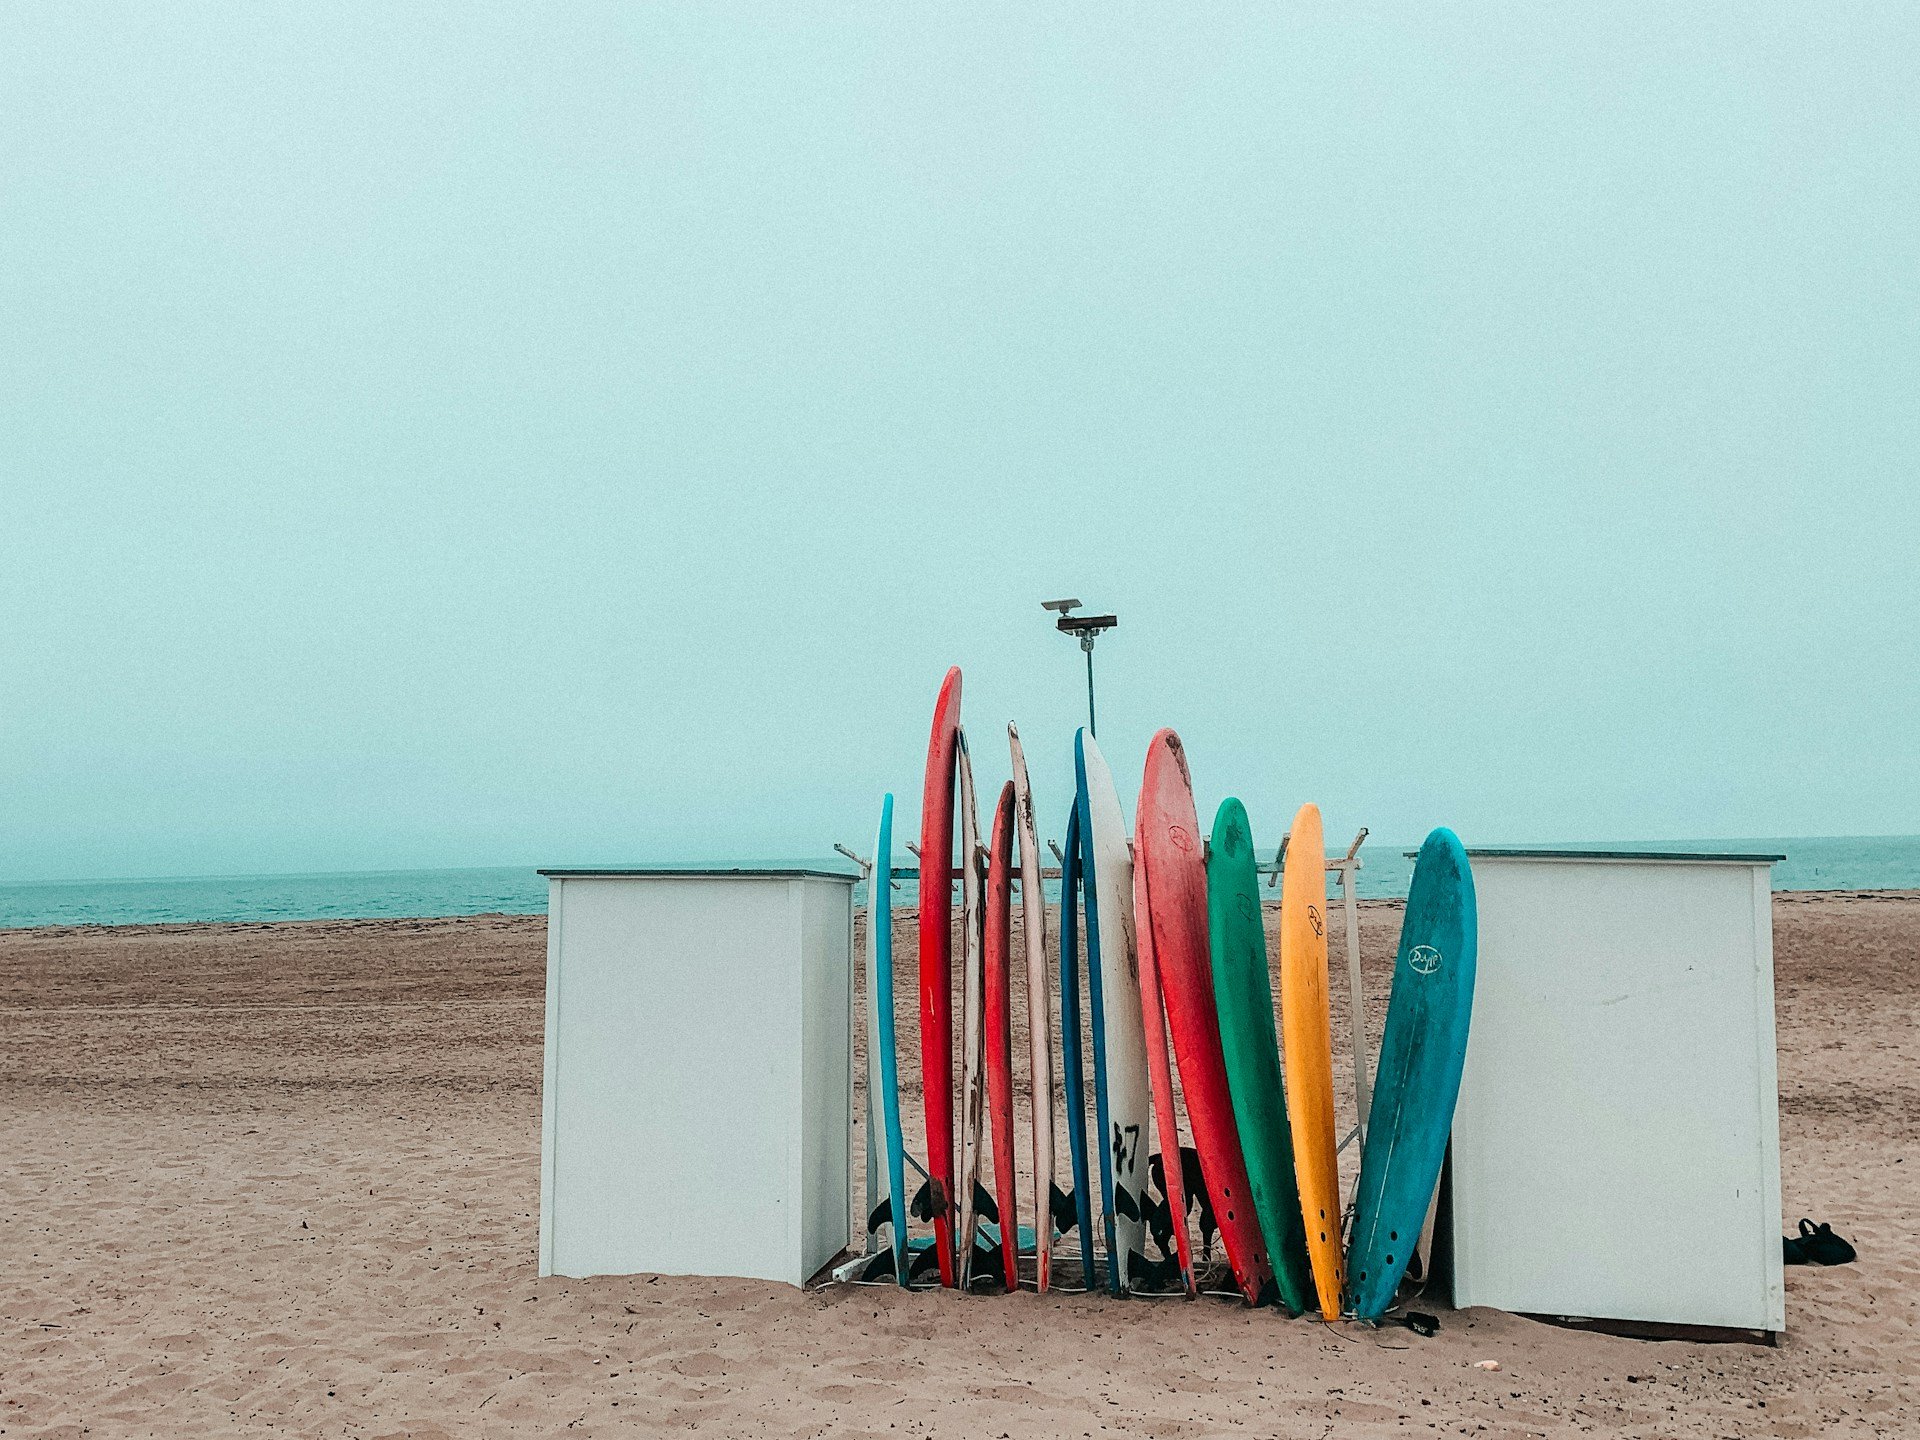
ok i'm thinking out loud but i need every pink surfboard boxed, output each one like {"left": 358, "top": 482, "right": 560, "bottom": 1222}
{"left": 1136, "top": 729, "right": 1275, "bottom": 1305}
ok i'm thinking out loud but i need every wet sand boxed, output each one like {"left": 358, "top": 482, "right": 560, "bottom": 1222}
{"left": 0, "top": 893, "right": 1914, "bottom": 1436}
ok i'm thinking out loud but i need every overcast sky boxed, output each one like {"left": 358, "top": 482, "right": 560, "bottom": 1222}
{"left": 3, "top": 4, "right": 1916, "bottom": 883}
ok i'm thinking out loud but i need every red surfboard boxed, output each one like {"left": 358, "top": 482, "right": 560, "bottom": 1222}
{"left": 1136, "top": 728, "right": 1275, "bottom": 1305}
{"left": 1134, "top": 803, "right": 1195, "bottom": 1296}
{"left": 918, "top": 666, "right": 962, "bottom": 1286}
{"left": 984, "top": 781, "right": 1021, "bottom": 1290}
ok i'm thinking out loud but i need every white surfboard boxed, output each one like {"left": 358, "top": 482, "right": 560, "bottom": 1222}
{"left": 1077, "top": 731, "right": 1151, "bottom": 1288}
{"left": 954, "top": 730, "right": 990, "bottom": 1284}
{"left": 1008, "top": 722, "right": 1053, "bottom": 1290}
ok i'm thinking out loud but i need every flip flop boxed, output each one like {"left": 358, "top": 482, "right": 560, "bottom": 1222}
{"left": 1783, "top": 1218, "right": 1856, "bottom": 1266}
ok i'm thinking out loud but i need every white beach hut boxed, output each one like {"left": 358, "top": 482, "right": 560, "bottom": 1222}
{"left": 537, "top": 866, "right": 856, "bottom": 1287}
{"left": 1447, "top": 849, "right": 1786, "bottom": 1338}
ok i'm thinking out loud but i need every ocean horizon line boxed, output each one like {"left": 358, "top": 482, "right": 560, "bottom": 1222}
{"left": 1, "top": 833, "right": 1917, "bottom": 930}
{"left": 8, "top": 830, "right": 1920, "bottom": 891}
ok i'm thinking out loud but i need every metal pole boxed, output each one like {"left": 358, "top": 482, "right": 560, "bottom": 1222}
{"left": 1332, "top": 829, "right": 1370, "bottom": 1156}
{"left": 1083, "top": 639, "right": 1097, "bottom": 736}
{"left": 1342, "top": 859, "right": 1371, "bottom": 1149}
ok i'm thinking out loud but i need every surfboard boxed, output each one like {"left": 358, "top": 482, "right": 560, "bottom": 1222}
{"left": 863, "top": 794, "right": 910, "bottom": 1285}
{"left": 1132, "top": 801, "right": 1194, "bottom": 1296}
{"left": 1208, "top": 795, "right": 1314, "bottom": 1315}
{"left": 1346, "top": 828, "right": 1477, "bottom": 1320}
{"left": 1007, "top": 723, "right": 1054, "bottom": 1292}
{"left": 1135, "top": 732, "right": 1274, "bottom": 1306}
{"left": 917, "top": 667, "right": 962, "bottom": 1286}
{"left": 1058, "top": 801, "right": 1099, "bottom": 1289}
{"left": 1076, "top": 730, "right": 1151, "bottom": 1293}
{"left": 954, "top": 731, "right": 989, "bottom": 1285}
{"left": 1280, "top": 801, "right": 1343, "bottom": 1318}
{"left": 984, "top": 780, "right": 1021, "bottom": 1290}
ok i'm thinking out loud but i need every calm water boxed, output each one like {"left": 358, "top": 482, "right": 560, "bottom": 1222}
{"left": 1, "top": 835, "right": 1915, "bottom": 930}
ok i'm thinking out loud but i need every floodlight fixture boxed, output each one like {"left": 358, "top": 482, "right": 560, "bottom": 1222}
{"left": 1043, "top": 598, "right": 1118, "bottom": 737}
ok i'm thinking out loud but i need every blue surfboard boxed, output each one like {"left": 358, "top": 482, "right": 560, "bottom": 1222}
{"left": 1058, "top": 801, "right": 1100, "bottom": 1289}
{"left": 1073, "top": 735, "right": 1127, "bottom": 1296}
{"left": 1345, "top": 827, "right": 1477, "bottom": 1320}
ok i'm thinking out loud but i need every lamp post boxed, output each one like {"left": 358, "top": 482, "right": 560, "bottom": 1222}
{"left": 1042, "top": 598, "right": 1118, "bottom": 737}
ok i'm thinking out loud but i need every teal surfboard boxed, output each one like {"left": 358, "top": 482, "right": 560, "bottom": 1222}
{"left": 1345, "top": 827, "right": 1476, "bottom": 1320}
{"left": 1207, "top": 797, "right": 1314, "bottom": 1315}
{"left": 863, "top": 794, "right": 910, "bottom": 1284}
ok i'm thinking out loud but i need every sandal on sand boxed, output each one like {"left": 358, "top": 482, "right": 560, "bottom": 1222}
{"left": 1783, "top": 1218, "right": 1856, "bottom": 1266}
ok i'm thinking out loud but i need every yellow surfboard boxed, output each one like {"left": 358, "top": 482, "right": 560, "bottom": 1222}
{"left": 1280, "top": 802, "right": 1344, "bottom": 1317}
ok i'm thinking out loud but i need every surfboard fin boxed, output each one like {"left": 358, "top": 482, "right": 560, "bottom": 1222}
{"left": 860, "top": 1249, "right": 898, "bottom": 1283}
{"left": 964, "top": 1237, "right": 1005, "bottom": 1291}
{"left": 866, "top": 1197, "right": 892, "bottom": 1235}
{"left": 909, "top": 1179, "right": 944, "bottom": 1223}
{"left": 1113, "top": 1187, "right": 1140, "bottom": 1223}
{"left": 1126, "top": 1248, "right": 1182, "bottom": 1294}
{"left": 1178, "top": 1146, "right": 1218, "bottom": 1259}
{"left": 1049, "top": 1184, "right": 1078, "bottom": 1236}
{"left": 1149, "top": 1148, "right": 1218, "bottom": 1260}
{"left": 972, "top": 1182, "right": 999, "bottom": 1226}
{"left": 905, "top": 1243, "right": 944, "bottom": 1285}
{"left": 1141, "top": 1191, "right": 1176, "bottom": 1260}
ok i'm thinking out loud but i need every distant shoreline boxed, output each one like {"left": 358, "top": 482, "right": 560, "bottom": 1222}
{"left": 4, "top": 887, "right": 1920, "bottom": 938}
{"left": 3, "top": 836, "right": 1919, "bottom": 929}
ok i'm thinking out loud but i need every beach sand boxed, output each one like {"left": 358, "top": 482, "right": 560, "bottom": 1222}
{"left": 1, "top": 893, "right": 1914, "bottom": 1437}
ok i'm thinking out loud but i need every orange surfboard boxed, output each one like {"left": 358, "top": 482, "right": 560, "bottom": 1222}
{"left": 1280, "top": 802, "right": 1343, "bottom": 1317}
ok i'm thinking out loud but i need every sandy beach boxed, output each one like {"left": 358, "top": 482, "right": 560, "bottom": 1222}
{"left": 1, "top": 893, "right": 1914, "bottom": 1437}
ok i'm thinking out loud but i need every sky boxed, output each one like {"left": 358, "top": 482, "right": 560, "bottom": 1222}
{"left": 3, "top": 5, "right": 1917, "bottom": 883}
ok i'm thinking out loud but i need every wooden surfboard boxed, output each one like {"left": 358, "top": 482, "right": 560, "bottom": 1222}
{"left": 1132, "top": 801, "right": 1195, "bottom": 1296}
{"left": 1135, "top": 731, "right": 1274, "bottom": 1305}
{"left": 917, "top": 666, "right": 962, "bottom": 1286}
{"left": 955, "top": 731, "right": 989, "bottom": 1285}
{"left": 1076, "top": 730, "right": 1151, "bottom": 1293}
{"left": 1346, "top": 828, "right": 1476, "bottom": 1320}
{"left": 984, "top": 780, "right": 1021, "bottom": 1290}
{"left": 863, "top": 793, "right": 910, "bottom": 1285}
{"left": 1280, "top": 801, "right": 1343, "bottom": 1318}
{"left": 1208, "top": 795, "right": 1314, "bottom": 1314}
{"left": 1058, "top": 801, "right": 1099, "bottom": 1289}
{"left": 1007, "top": 723, "right": 1054, "bottom": 1292}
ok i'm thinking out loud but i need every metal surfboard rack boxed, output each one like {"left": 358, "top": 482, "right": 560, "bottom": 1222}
{"left": 830, "top": 823, "right": 1374, "bottom": 1291}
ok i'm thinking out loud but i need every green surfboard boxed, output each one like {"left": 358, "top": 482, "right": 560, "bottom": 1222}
{"left": 1208, "top": 797, "right": 1315, "bottom": 1315}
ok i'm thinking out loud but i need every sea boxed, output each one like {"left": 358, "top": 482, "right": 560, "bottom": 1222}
{"left": 1, "top": 835, "right": 1916, "bottom": 930}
